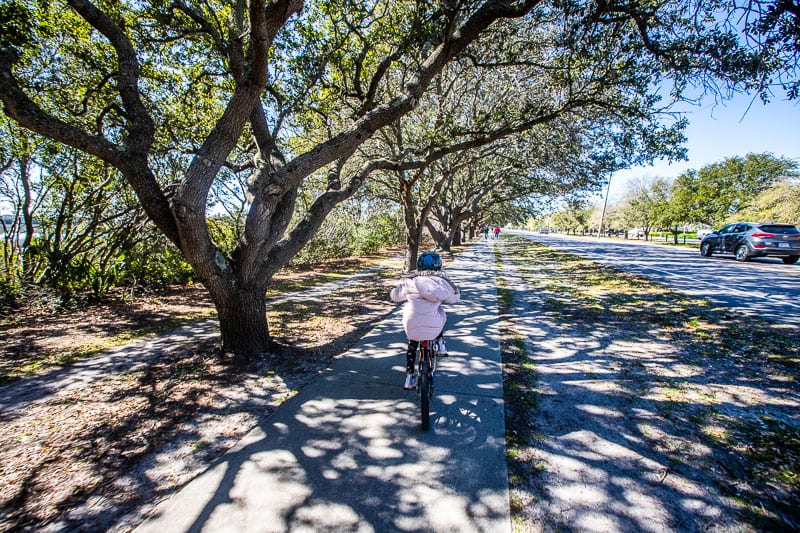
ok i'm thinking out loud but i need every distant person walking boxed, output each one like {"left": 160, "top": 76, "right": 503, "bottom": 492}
{"left": 482, "top": 226, "right": 489, "bottom": 240}
{"left": 493, "top": 226, "right": 501, "bottom": 239}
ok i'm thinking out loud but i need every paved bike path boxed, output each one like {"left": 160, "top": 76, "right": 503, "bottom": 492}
{"left": 136, "top": 240, "right": 509, "bottom": 532}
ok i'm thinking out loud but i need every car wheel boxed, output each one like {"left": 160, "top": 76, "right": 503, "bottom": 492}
{"left": 700, "top": 242, "right": 713, "bottom": 257}
{"left": 735, "top": 245, "right": 750, "bottom": 262}
{"left": 782, "top": 255, "right": 800, "bottom": 265}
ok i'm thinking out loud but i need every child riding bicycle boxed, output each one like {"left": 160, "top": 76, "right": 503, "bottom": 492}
{"left": 390, "top": 252, "right": 461, "bottom": 390}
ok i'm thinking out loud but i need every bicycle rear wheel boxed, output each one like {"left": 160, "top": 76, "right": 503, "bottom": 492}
{"left": 419, "top": 370, "right": 431, "bottom": 430}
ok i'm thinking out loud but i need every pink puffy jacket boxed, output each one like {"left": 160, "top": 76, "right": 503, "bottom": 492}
{"left": 390, "top": 273, "right": 460, "bottom": 341}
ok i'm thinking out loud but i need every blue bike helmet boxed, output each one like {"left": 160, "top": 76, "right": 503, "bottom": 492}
{"left": 417, "top": 252, "right": 442, "bottom": 271}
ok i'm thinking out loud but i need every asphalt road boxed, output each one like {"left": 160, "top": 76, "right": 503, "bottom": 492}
{"left": 510, "top": 230, "right": 800, "bottom": 329}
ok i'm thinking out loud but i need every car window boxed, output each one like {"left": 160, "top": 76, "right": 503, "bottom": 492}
{"left": 734, "top": 224, "right": 750, "bottom": 232}
{"left": 719, "top": 224, "right": 735, "bottom": 234}
{"left": 760, "top": 224, "right": 800, "bottom": 234}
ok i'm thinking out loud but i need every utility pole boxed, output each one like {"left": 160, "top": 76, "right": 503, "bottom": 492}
{"left": 599, "top": 176, "right": 612, "bottom": 237}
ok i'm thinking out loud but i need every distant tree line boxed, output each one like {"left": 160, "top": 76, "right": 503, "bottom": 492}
{"left": 538, "top": 153, "right": 800, "bottom": 241}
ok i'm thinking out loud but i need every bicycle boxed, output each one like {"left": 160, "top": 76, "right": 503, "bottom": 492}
{"left": 416, "top": 339, "right": 439, "bottom": 430}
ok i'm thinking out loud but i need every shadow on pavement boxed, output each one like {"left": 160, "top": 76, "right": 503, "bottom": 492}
{"left": 136, "top": 241, "right": 510, "bottom": 532}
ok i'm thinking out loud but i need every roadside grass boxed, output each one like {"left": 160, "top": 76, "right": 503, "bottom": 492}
{"left": 497, "top": 234, "right": 800, "bottom": 530}
{"left": 494, "top": 242, "right": 544, "bottom": 532}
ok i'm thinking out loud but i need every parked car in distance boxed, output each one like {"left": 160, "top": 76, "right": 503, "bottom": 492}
{"left": 696, "top": 228, "right": 714, "bottom": 240}
{"left": 627, "top": 228, "right": 645, "bottom": 239}
{"left": 699, "top": 222, "right": 800, "bottom": 264}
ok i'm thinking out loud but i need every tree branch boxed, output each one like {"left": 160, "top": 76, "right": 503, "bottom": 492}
{"left": 271, "top": 0, "right": 541, "bottom": 195}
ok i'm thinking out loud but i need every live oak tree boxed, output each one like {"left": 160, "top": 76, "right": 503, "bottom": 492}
{"left": 616, "top": 176, "right": 673, "bottom": 240}
{"left": 737, "top": 0, "right": 800, "bottom": 99}
{"left": 549, "top": 200, "right": 595, "bottom": 235}
{"left": 425, "top": 149, "right": 513, "bottom": 253}
{"left": 0, "top": 0, "right": 771, "bottom": 356}
{"left": 426, "top": 103, "right": 679, "bottom": 249}
{"left": 1, "top": 0, "right": 541, "bottom": 355}
{"left": 422, "top": 122, "right": 619, "bottom": 255}
{"left": 644, "top": 177, "right": 679, "bottom": 242}
{"left": 737, "top": 179, "right": 800, "bottom": 223}
{"left": 26, "top": 150, "right": 148, "bottom": 296}
{"left": 670, "top": 153, "right": 798, "bottom": 227}
{"left": 0, "top": 119, "right": 38, "bottom": 285}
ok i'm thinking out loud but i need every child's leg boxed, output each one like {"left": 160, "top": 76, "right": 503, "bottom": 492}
{"left": 435, "top": 328, "right": 448, "bottom": 356}
{"left": 405, "top": 339, "right": 419, "bottom": 373}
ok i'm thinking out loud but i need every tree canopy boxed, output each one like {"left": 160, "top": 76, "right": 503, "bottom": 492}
{"left": 671, "top": 153, "right": 798, "bottom": 226}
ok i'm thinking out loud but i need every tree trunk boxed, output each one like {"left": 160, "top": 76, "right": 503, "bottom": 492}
{"left": 448, "top": 214, "right": 466, "bottom": 246}
{"left": 399, "top": 175, "right": 427, "bottom": 272}
{"left": 405, "top": 230, "right": 421, "bottom": 272}
{"left": 210, "top": 284, "right": 271, "bottom": 356}
{"left": 19, "top": 155, "right": 36, "bottom": 284}
{"left": 425, "top": 219, "right": 450, "bottom": 253}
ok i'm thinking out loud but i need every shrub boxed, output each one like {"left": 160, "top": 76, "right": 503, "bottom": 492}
{"left": 352, "top": 213, "right": 404, "bottom": 254}
{"left": 118, "top": 235, "right": 194, "bottom": 287}
{"left": 0, "top": 278, "right": 19, "bottom": 311}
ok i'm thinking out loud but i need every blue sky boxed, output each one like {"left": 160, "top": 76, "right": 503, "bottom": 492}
{"left": 606, "top": 93, "right": 800, "bottom": 202}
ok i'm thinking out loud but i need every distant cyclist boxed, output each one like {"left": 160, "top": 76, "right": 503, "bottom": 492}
{"left": 390, "top": 252, "right": 460, "bottom": 390}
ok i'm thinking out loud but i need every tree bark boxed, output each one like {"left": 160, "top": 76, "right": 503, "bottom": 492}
{"left": 211, "top": 282, "right": 271, "bottom": 356}
{"left": 453, "top": 226, "right": 463, "bottom": 245}
{"left": 425, "top": 219, "right": 450, "bottom": 253}
{"left": 19, "top": 155, "right": 35, "bottom": 284}
{"left": 405, "top": 231, "right": 421, "bottom": 273}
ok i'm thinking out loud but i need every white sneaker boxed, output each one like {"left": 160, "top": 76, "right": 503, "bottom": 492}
{"left": 403, "top": 373, "right": 418, "bottom": 390}
{"left": 437, "top": 339, "right": 448, "bottom": 357}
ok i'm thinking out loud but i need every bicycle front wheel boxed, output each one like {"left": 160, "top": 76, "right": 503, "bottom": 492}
{"left": 419, "top": 370, "right": 431, "bottom": 430}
